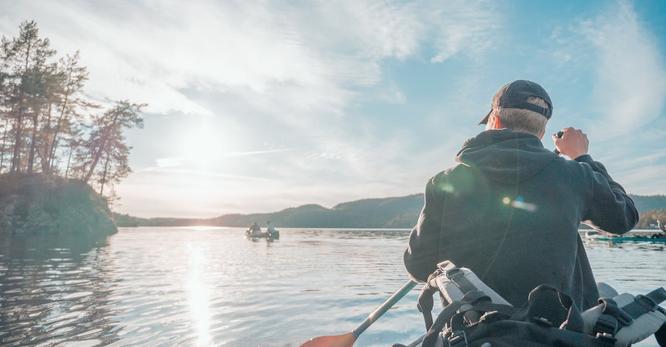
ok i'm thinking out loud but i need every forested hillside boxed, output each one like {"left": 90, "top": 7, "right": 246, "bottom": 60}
{"left": 115, "top": 193, "right": 666, "bottom": 229}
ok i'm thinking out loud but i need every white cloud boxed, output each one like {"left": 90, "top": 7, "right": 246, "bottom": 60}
{"left": 0, "top": 0, "right": 501, "bottom": 116}
{"left": 427, "top": 0, "right": 500, "bottom": 63}
{"left": 544, "top": 1, "right": 666, "bottom": 196}
{"left": 581, "top": 1, "right": 666, "bottom": 137}
{"left": 156, "top": 157, "right": 184, "bottom": 168}
{"left": 0, "top": 0, "right": 424, "bottom": 117}
{"left": 1, "top": 0, "right": 505, "bottom": 216}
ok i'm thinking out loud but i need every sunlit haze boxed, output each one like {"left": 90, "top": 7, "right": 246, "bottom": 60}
{"left": 2, "top": 0, "right": 665, "bottom": 217}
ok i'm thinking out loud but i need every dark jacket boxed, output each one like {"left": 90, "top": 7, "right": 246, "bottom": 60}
{"left": 404, "top": 129, "right": 638, "bottom": 310}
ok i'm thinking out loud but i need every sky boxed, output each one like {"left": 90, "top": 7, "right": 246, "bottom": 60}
{"left": 1, "top": 0, "right": 665, "bottom": 218}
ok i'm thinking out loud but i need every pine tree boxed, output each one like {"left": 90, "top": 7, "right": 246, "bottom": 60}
{"left": 80, "top": 100, "right": 144, "bottom": 185}
{"left": 45, "top": 51, "right": 92, "bottom": 174}
{"left": 0, "top": 20, "right": 56, "bottom": 173}
{"left": 0, "top": 21, "right": 145, "bottom": 202}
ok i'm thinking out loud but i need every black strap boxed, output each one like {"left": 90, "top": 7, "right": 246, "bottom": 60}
{"left": 589, "top": 299, "right": 620, "bottom": 347}
{"left": 523, "top": 284, "right": 577, "bottom": 328}
{"left": 648, "top": 287, "right": 666, "bottom": 304}
{"left": 599, "top": 298, "right": 633, "bottom": 326}
{"left": 418, "top": 280, "right": 438, "bottom": 331}
{"left": 593, "top": 314, "right": 619, "bottom": 336}
{"left": 426, "top": 301, "right": 515, "bottom": 347}
{"left": 592, "top": 288, "right": 666, "bottom": 342}
{"left": 447, "top": 312, "right": 470, "bottom": 347}
{"left": 508, "top": 101, "right": 552, "bottom": 118}
{"left": 619, "top": 287, "right": 666, "bottom": 320}
{"left": 655, "top": 322, "right": 666, "bottom": 347}
{"left": 593, "top": 330, "right": 619, "bottom": 347}
{"left": 419, "top": 267, "right": 493, "bottom": 335}
{"left": 592, "top": 298, "right": 627, "bottom": 339}
{"left": 422, "top": 301, "right": 465, "bottom": 347}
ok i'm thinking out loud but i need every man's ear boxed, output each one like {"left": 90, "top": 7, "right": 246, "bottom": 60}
{"left": 487, "top": 113, "right": 502, "bottom": 129}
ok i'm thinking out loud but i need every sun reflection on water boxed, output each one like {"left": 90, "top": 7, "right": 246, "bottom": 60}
{"left": 186, "top": 244, "right": 212, "bottom": 346}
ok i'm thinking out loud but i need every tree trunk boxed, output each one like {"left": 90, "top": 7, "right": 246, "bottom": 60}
{"left": 83, "top": 112, "right": 120, "bottom": 183}
{"left": 64, "top": 144, "right": 73, "bottom": 179}
{"left": 47, "top": 70, "right": 71, "bottom": 173}
{"left": 27, "top": 112, "right": 39, "bottom": 174}
{"left": 10, "top": 112, "right": 24, "bottom": 173}
{"left": 0, "top": 119, "right": 8, "bottom": 173}
{"left": 10, "top": 40, "right": 32, "bottom": 173}
{"left": 48, "top": 119, "right": 62, "bottom": 173}
{"left": 83, "top": 136, "right": 107, "bottom": 183}
{"left": 99, "top": 150, "right": 111, "bottom": 195}
{"left": 41, "top": 102, "right": 53, "bottom": 173}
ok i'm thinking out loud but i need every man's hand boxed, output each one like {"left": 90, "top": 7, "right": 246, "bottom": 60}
{"left": 553, "top": 127, "right": 589, "bottom": 159}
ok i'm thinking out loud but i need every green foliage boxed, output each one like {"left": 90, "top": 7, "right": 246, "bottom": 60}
{"left": 0, "top": 173, "right": 116, "bottom": 235}
{"left": 79, "top": 100, "right": 144, "bottom": 189}
{"left": 0, "top": 21, "right": 144, "bottom": 200}
{"left": 637, "top": 209, "right": 666, "bottom": 229}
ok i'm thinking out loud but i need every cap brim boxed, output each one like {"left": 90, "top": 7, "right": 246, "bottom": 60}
{"left": 478, "top": 110, "right": 492, "bottom": 125}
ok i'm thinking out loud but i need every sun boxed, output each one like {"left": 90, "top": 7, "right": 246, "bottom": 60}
{"left": 180, "top": 125, "right": 228, "bottom": 168}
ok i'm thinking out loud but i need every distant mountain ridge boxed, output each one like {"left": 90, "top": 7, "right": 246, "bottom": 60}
{"left": 114, "top": 194, "right": 666, "bottom": 229}
{"left": 631, "top": 194, "right": 666, "bottom": 213}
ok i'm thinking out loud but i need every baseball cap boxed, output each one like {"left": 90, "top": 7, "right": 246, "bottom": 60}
{"left": 479, "top": 80, "right": 553, "bottom": 125}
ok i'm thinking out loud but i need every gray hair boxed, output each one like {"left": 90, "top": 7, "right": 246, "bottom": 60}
{"left": 491, "top": 96, "right": 549, "bottom": 137}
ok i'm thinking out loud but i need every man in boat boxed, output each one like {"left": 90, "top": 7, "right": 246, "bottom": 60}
{"left": 249, "top": 222, "right": 261, "bottom": 236}
{"left": 267, "top": 221, "right": 276, "bottom": 234}
{"left": 403, "top": 80, "right": 639, "bottom": 310}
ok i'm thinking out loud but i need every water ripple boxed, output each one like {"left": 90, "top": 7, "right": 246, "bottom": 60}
{"left": 0, "top": 228, "right": 664, "bottom": 346}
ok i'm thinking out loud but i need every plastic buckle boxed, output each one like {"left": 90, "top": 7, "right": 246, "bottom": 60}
{"left": 479, "top": 310, "right": 503, "bottom": 324}
{"left": 594, "top": 314, "right": 618, "bottom": 335}
{"left": 600, "top": 299, "right": 633, "bottom": 326}
{"left": 447, "top": 330, "right": 468, "bottom": 347}
{"left": 595, "top": 332, "right": 617, "bottom": 345}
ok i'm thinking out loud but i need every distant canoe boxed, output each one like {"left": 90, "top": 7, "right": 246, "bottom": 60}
{"left": 245, "top": 229, "right": 280, "bottom": 240}
{"left": 591, "top": 234, "right": 666, "bottom": 243}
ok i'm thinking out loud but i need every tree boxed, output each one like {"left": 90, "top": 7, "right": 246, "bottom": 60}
{"left": 79, "top": 100, "right": 144, "bottom": 186}
{"left": 97, "top": 137, "right": 131, "bottom": 196}
{"left": 25, "top": 62, "right": 57, "bottom": 173}
{"left": 44, "top": 51, "right": 92, "bottom": 174}
{"left": 0, "top": 21, "right": 145, "bottom": 203}
{"left": 0, "top": 20, "right": 56, "bottom": 173}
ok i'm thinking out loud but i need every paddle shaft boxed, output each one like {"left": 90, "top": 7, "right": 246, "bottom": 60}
{"left": 553, "top": 131, "right": 564, "bottom": 155}
{"left": 351, "top": 280, "right": 417, "bottom": 338}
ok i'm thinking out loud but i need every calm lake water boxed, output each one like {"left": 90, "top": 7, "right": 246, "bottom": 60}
{"left": 0, "top": 227, "right": 664, "bottom": 346}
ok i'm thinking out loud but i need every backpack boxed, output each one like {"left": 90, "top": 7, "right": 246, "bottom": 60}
{"left": 409, "top": 261, "right": 666, "bottom": 347}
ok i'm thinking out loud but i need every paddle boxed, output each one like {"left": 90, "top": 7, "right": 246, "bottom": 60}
{"left": 553, "top": 130, "right": 564, "bottom": 155}
{"left": 300, "top": 280, "right": 417, "bottom": 347}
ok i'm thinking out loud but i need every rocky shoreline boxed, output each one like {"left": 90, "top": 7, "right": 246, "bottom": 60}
{"left": 0, "top": 174, "right": 116, "bottom": 236}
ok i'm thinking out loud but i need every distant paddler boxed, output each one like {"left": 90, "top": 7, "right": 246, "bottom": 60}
{"left": 247, "top": 222, "right": 262, "bottom": 237}
{"left": 266, "top": 221, "right": 280, "bottom": 240}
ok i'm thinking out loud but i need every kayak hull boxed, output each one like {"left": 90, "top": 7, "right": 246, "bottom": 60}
{"left": 245, "top": 230, "right": 280, "bottom": 240}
